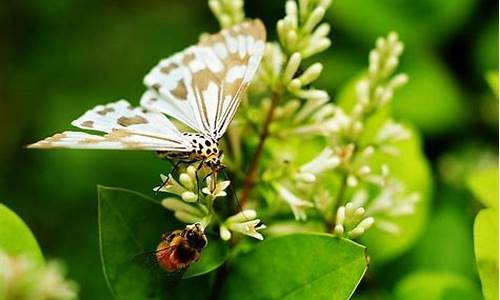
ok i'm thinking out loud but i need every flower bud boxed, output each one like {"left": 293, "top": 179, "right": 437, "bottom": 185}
{"left": 179, "top": 173, "right": 194, "bottom": 190}
{"left": 348, "top": 227, "right": 365, "bottom": 239}
{"left": 287, "top": 78, "right": 302, "bottom": 92}
{"left": 303, "top": 7, "right": 325, "bottom": 33}
{"left": 298, "top": 63, "right": 323, "bottom": 85}
{"left": 358, "top": 217, "right": 375, "bottom": 231}
{"left": 283, "top": 52, "right": 302, "bottom": 84}
{"left": 302, "top": 38, "right": 330, "bottom": 57}
{"left": 219, "top": 225, "right": 232, "bottom": 241}
{"left": 312, "top": 23, "right": 330, "bottom": 39}
{"left": 226, "top": 209, "right": 258, "bottom": 223}
{"left": 286, "top": 0, "right": 298, "bottom": 17}
{"left": 347, "top": 175, "right": 358, "bottom": 187}
{"left": 175, "top": 211, "right": 201, "bottom": 224}
{"left": 334, "top": 224, "right": 344, "bottom": 236}
{"left": 295, "top": 172, "right": 317, "bottom": 183}
{"left": 181, "top": 191, "right": 198, "bottom": 203}
{"left": 336, "top": 206, "right": 345, "bottom": 225}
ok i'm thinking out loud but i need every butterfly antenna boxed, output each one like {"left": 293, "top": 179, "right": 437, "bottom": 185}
{"left": 222, "top": 169, "right": 251, "bottom": 222}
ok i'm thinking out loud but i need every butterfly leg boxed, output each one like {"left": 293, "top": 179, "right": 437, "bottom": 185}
{"left": 195, "top": 160, "right": 205, "bottom": 200}
{"left": 155, "top": 159, "right": 196, "bottom": 194}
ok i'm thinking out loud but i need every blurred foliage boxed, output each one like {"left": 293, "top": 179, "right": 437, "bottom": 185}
{"left": 1, "top": 0, "right": 498, "bottom": 299}
{"left": 468, "top": 164, "right": 499, "bottom": 300}
{"left": 0, "top": 204, "right": 43, "bottom": 265}
{"left": 467, "top": 167, "right": 499, "bottom": 209}
{"left": 394, "top": 271, "right": 483, "bottom": 300}
{"left": 474, "top": 209, "right": 499, "bottom": 300}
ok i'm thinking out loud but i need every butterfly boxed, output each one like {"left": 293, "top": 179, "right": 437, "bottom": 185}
{"left": 29, "top": 20, "right": 266, "bottom": 173}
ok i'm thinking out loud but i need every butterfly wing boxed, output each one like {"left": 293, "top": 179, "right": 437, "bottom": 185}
{"left": 141, "top": 20, "right": 266, "bottom": 139}
{"left": 28, "top": 100, "right": 193, "bottom": 151}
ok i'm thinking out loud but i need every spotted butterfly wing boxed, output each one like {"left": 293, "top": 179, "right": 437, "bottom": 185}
{"left": 29, "top": 20, "right": 266, "bottom": 151}
{"left": 141, "top": 19, "right": 266, "bottom": 139}
{"left": 28, "top": 100, "right": 193, "bottom": 151}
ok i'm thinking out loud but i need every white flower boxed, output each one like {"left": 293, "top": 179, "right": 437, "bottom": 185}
{"left": 333, "top": 201, "right": 375, "bottom": 239}
{"left": 377, "top": 120, "right": 411, "bottom": 144}
{"left": 222, "top": 210, "right": 266, "bottom": 241}
{"left": 323, "top": 108, "right": 351, "bottom": 134}
{"left": 154, "top": 174, "right": 187, "bottom": 196}
{"left": 375, "top": 219, "right": 400, "bottom": 235}
{"left": 299, "top": 147, "right": 341, "bottom": 177}
{"left": 202, "top": 177, "right": 231, "bottom": 198}
{"left": 282, "top": 52, "right": 302, "bottom": 84}
{"left": 0, "top": 251, "right": 78, "bottom": 300}
{"left": 277, "top": 0, "right": 331, "bottom": 56}
{"left": 365, "top": 180, "right": 420, "bottom": 219}
{"left": 226, "top": 209, "right": 258, "bottom": 223}
{"left": 298, "top": 63, "right": 323, "bottom": 86}
{"left": 34, "top": 261, "right": 78, "bottom": 300}
{"left": 274, "top": 183, "right": 314, "bottom": 220}
{"left": 208, "top": 0, "right": 244, "bottom": 28}
{"left": 227, "top": 219, "right": 266, "bottom": 240}
{"left": 161, "top": 197, "right": 207, "bottom": 224}
{"left": 348, "top": 217, "right": 375, "bottom": 238}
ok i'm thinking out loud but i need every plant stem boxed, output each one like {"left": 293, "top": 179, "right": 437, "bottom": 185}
{"left": 240, "top": 90, "right": 280, "bottom": 206}
{"left": 209, "top": 263, "right": 229, "bottom": 300}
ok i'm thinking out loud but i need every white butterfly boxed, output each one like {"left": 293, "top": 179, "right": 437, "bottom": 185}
{"left": 29, "top": 20, "right": 266, "bottom": 171}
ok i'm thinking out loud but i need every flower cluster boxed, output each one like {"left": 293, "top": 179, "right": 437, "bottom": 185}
{"left": 218, "top": 0, "right": 419, "bottom": 241}
{"left": 158, "top": 0, "right": 421, "bottom": 249}
{"left": 277, "top": 0, "right": 332, "bottom": 57}
{"left": 208, "top": 0, "right": 244, "bottom": 28}
{"left": 0, "top": 252, "right": 78, "bottom": 300}
{"left": 158, "top": 164, "right": 265, "bottom": 241}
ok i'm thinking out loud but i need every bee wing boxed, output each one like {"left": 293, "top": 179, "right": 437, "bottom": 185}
{"left": 131, "top": 247, "right": 174, "bottom": 272}
{"left": 115, "top": 247, "right": 184, "bottom": 298}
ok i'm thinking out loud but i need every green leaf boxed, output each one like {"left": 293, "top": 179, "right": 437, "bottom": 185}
{"left": 220, "top": 234, "right": 367, "bottom": 300}
{"left": 474, "top": 209, "right": 499, "bottom": 300}
{"left": 0, "top": 204, "right": 44, "bottom": 265}
{"left": 467, "top": 167, "right": 499, "bottom": 209}
{"left": 184, "top": 234, "right": 229, "bottom": 279}
{"left": 486, "top": 71, "right": 499, "bottom": 98}
{"left": 98, "top": 186, "right": 228, "bottom": 299}
{"left": 395, "top": 271, "right": 483, "bottom": 300}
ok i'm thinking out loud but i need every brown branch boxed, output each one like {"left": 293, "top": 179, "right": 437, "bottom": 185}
{"left": 240, "top": 91, "right": 280, "bottom": 206}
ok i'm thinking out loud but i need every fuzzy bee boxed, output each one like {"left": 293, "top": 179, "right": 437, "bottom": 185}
{"left": 155, "top": 223, "right": 208, "bottom": 272}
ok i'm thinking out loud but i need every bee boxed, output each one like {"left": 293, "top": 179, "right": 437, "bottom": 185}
{"left": 155, "top": 223, "right": 207, "bottom": 272}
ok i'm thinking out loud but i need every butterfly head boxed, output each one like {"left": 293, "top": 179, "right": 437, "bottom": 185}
{"left": 204, "top": 155, "right": 221, "bottom": 170}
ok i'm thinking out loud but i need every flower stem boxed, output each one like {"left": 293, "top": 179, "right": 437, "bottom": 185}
{"left": 240, "top": 90, "right": 280, "bottom": 206}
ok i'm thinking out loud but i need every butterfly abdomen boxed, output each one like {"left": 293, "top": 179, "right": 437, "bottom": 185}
{"left": 156, "top": 133, "right": 221, "bottom": 168}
